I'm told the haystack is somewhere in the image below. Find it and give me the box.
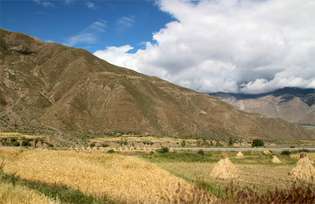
[263,150,272,155]
[236,152,244,159]
[210,158,239,180]
[290,156,315,183]
[271,155,282,164]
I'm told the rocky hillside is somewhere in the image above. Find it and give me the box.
[210,87,315,126]
[0,29,313,141]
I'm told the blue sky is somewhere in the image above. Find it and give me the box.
[0,0,173,52]
[1,0,314,93]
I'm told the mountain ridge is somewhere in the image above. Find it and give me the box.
[209,87,315,125]
[0,28,313,141]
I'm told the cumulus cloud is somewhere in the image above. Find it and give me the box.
[66,20,106,46]
[94,0,315,93]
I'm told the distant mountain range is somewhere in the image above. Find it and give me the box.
[0,29,313,142]
[209,87,315,126]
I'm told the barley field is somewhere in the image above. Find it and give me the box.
[142,151,315,193]
[0,147,314,203]
[0,147,215,204]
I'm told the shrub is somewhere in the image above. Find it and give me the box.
[107,149,115,153]
[143,140,153,145]
[10,139,20,146]
[157,147,169,153]
[280,150,291,156]
[299,149,310,153]
[118,139,128,146]
[181,140,186,147]
[215,142,223,147]
[228,137,235,146]
[111,131,124,136]
[252,139,264,147]
[197,149,205,155]
[21,140,31,147]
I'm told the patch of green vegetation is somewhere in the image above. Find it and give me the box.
[252,139,264,147]
[156,147,169,154]
[142,152,217,163]
[197,149,205,155]
[193,180,226,199]
[143,151,297,165]
[107,149,115,154]
[0,171,115,204]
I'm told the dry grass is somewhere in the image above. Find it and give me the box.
[0,182,57,204]
[291,152,315,160]
[0,132,44,139]
[156,162,297,191]
[223,182,315,204]
[0,148,216,203]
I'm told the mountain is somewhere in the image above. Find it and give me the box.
[210,87,315,126]
[0,29,313,142]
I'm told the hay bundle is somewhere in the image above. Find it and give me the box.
[271,155,282,164]
[210,158,239,180]
[236,152,244,159]
[290,156,315,183]
[263,150,272,155]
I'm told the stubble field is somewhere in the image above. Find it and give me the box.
[0,147,314,203]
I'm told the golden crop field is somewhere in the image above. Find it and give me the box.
[0,182,57,204]
[0,147,215,204]
[0,147,314,204]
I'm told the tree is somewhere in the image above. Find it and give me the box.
[228,137,235,146]
[181,140,186,147]
[252,139,264,147]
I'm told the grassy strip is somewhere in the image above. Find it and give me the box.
[169,172,226,199]
[142,152,218,163]
[142,151,297,165]
[141,153,227,198]
[0,171,115,204]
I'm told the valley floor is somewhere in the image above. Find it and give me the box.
[0,147,314,203]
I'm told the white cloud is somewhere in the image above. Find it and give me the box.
[86,1,95,9]
[117,16,135,29]
[94,0,315,93]
[33,0,54,7]
[66,20,106,46]
[94,45,139,70]
[64,0,75,4]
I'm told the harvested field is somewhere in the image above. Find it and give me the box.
[1,148,314,203]
[142,151,315,193]
[0,148,215,203]
[0,182,57,204]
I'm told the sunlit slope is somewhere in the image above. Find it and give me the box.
[0,28,313,140]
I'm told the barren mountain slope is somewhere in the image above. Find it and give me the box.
[0,29,313,141]
[211,87,315,126]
